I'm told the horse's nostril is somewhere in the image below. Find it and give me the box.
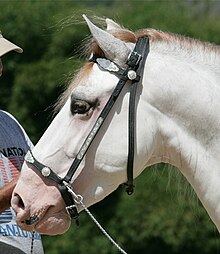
[18,195,25,210]
[12,194,25,211]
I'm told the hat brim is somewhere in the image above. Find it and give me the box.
[0,37,23,57]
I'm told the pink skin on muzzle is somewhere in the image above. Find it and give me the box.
[11,164,72,234]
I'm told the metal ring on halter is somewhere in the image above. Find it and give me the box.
[73,194,83,204]
[65,184,83,204]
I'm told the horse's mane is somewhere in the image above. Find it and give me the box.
[55,24,220,112]
[86,27,220,59]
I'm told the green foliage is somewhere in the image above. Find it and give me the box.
[1,0,220,253]
[9,57,82,143]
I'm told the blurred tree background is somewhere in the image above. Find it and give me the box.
[1,0,220,253]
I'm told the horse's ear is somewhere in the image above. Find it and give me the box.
[106,18,122,31]
[83,15,131,67]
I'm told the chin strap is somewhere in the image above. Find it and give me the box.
[58,183,80,226]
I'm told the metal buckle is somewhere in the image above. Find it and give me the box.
[127,51,142,67]
[66,204,80,226]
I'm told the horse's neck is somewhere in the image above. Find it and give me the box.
[143,41,220,231]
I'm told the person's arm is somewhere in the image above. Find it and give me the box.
[0,176,19,213]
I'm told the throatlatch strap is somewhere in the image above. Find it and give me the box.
[125,36,150,195]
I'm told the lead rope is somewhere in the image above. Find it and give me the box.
[30,231,35,254]
[66,186,127,254]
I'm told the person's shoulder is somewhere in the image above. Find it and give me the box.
[0,110,17,121]
[0,110,24,134]
[0,110,33,148]
[0,110,21,125]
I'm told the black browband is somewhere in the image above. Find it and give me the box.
[25,36,150,225]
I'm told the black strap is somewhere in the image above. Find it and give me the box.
[24,151,63,184]
[64,36,149,184]
[125,36,150,195]
[63,77,127,182]
[58,183,79,225]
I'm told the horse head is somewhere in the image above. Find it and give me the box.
[11,16,158,234]
[11,15,220,237]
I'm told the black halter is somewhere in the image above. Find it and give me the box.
[24,36,150,225]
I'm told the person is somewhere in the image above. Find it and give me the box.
[0,31,44,253]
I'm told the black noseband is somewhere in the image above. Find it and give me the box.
[25,150,80,225]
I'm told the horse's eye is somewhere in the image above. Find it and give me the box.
[71,99,91,115]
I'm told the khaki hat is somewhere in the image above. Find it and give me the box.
[0,32,23,57]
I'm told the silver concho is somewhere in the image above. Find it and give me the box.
[96,58,119,72]
[42,167,51,177]
[127,70,137,80]
[25,150,34,164]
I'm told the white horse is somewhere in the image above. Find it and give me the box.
[11,16,220,237]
